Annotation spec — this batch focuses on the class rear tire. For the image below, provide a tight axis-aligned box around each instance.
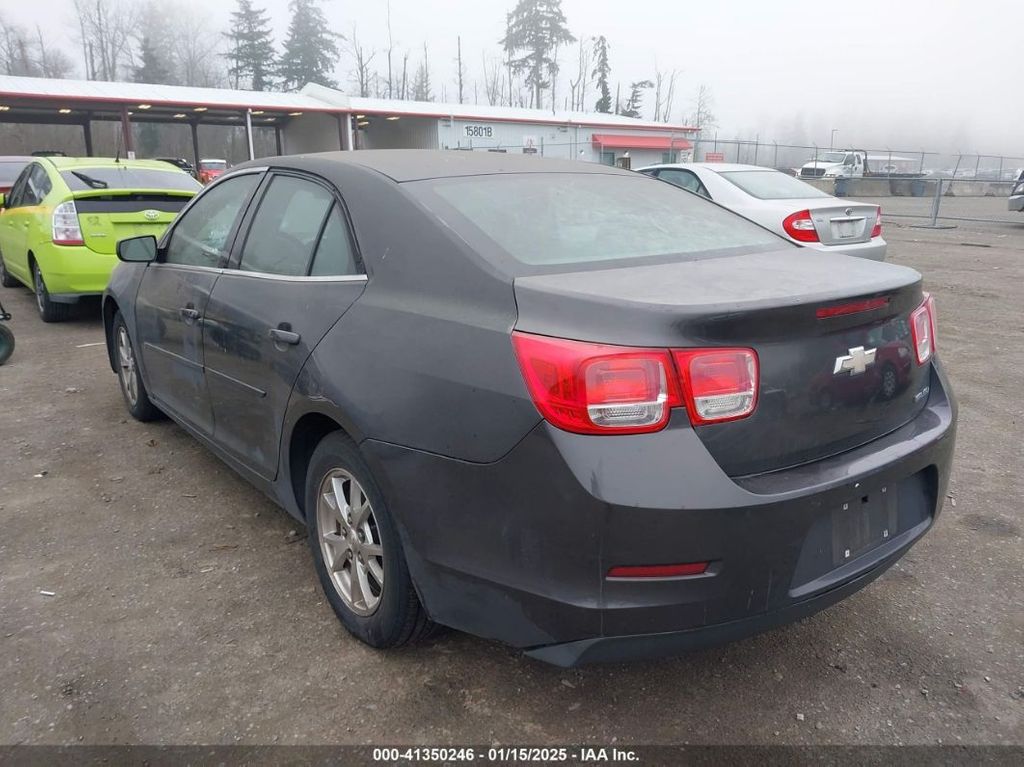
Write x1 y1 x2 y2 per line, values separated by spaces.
32 262 70 323
112 311 162 421
0 249 18 288
0 324 13 365
306 432 435 650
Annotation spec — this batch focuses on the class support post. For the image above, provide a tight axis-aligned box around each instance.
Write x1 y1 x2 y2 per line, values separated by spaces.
244 110 255 160
190 121 201 177
275 125 283 156
82 118 94 157
119 106 134 157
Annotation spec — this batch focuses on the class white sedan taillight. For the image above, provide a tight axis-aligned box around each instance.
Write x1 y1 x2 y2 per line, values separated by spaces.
52 201 84 246
871 207 883 238
511 332 759 434
782 210 819 243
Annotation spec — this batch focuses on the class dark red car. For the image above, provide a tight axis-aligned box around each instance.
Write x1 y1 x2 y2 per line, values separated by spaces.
198 158 228 185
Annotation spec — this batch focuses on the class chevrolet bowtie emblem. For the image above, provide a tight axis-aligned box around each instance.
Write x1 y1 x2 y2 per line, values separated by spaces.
834 346 877 376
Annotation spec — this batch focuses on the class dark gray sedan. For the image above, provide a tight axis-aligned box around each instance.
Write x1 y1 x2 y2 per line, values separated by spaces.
103 150 956 666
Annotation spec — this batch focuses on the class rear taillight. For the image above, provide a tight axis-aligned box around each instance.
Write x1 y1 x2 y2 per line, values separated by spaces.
871 207 883 238
910 294 937 365
511 332 758 435
672 349 759 425
607 562 709 579
51 201 84 246
782 209 819 242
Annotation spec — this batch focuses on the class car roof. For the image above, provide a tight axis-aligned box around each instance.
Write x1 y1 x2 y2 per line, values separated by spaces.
42 156 190 172
240 149 637 183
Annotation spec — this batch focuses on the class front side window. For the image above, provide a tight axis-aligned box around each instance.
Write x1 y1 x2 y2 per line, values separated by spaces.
164 173 260 267
718 170 830 200
413 172 786 271
239 175 335 276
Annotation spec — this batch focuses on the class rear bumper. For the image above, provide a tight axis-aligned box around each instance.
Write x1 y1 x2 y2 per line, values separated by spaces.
1009 195 1024 212
802 237 887 261
36 244 117 295
363 361 955 666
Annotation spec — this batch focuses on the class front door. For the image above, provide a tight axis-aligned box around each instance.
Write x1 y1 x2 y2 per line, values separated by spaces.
0 165 38 284
202 173 366 479
134 172 263 434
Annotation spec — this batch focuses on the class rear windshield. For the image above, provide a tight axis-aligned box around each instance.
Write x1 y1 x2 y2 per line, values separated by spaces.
0 161 27 186
201 161 227 170
411 172 786 270
60 167 201 193
719 170 830 200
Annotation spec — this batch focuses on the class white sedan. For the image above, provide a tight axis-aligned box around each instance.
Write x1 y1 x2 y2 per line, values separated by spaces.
637 163 886 261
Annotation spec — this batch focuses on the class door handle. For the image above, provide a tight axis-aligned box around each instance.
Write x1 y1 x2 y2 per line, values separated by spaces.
269 327 301 346
179 307 201 322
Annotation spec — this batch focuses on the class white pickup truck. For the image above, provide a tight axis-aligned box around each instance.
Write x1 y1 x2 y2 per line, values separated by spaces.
798 150 866 179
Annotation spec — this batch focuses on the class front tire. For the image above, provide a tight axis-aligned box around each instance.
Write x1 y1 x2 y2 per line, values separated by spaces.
306 432 435 649
0 249 18 288
0 324 13 365
112 312 162 421
32 262 70 323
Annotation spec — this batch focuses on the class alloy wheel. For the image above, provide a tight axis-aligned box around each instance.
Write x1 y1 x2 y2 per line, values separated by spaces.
316 469 385 616
117 325 139 407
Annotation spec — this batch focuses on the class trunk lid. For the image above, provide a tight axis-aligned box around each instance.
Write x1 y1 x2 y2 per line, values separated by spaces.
805 201 879 245
71 191 192 255
513 249 929 476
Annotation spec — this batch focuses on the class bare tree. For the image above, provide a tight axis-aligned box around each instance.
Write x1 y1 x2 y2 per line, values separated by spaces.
347 25 377 98
411 42 432 101
455 36 466 104
482 54 505 106
689 84 717 130
384 0 395 98
169 8 223 87
568 39 589 112
652 65 679 122
399 50 410 99
72 0 138 80
35 26 76 78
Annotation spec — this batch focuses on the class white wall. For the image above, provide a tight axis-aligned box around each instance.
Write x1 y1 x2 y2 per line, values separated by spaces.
281 113 342 154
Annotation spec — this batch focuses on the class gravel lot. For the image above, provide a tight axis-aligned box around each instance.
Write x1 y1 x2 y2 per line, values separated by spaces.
0 198 1021 746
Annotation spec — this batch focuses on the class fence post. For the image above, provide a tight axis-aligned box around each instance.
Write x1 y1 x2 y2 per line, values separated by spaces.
753 135 759 167
929 178 943 225
773 141 779 170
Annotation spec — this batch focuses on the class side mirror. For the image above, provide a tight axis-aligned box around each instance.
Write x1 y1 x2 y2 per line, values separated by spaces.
117 235 158 263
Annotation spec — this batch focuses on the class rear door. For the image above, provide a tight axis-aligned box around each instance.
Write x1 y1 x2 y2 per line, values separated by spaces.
134 171 263 434
202 172 366 479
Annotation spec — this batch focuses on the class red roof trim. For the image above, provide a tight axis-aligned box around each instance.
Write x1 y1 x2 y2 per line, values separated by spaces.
591 133 694 150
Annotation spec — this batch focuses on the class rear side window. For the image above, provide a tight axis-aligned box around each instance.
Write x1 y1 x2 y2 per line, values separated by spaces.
413 173 785 269
718 170 830 200
239 175 334 276
21 164 52 206
655 169 709 198
310 205 360 276
60 167 201 192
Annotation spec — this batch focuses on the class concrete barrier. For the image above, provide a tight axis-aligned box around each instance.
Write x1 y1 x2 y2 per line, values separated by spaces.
796 176 1007 198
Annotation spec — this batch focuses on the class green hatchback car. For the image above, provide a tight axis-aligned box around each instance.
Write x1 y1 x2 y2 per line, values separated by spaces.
0 157 200 321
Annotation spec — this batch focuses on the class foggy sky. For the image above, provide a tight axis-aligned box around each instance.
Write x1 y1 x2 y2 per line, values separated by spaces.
4 0 1021 156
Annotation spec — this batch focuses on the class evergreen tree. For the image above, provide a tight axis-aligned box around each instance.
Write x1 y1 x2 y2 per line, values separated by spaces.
132 34 174 85
501 0 575 109
277 0 341 91
619 79 652 119
411 43 432 101
591 35 611 113
224 0 277 91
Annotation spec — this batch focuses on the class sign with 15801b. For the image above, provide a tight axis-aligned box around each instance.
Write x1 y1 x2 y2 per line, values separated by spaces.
463 124 494 138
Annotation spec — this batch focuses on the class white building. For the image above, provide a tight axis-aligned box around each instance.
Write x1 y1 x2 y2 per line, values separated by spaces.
0 75 698 169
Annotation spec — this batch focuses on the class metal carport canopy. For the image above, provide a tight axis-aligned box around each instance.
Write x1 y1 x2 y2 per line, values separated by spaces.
0 75 345 161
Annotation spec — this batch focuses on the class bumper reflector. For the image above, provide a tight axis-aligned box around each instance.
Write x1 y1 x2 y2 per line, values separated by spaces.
607 562 709 578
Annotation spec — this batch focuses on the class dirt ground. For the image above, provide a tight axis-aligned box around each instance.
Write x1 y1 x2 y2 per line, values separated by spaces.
0 198 1021 746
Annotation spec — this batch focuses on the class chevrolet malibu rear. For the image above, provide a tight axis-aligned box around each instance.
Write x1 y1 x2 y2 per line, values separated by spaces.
104 151 956 667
